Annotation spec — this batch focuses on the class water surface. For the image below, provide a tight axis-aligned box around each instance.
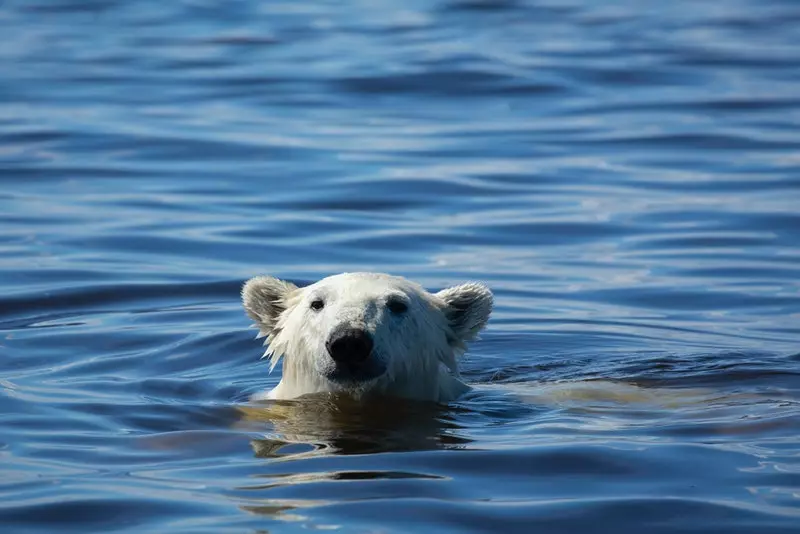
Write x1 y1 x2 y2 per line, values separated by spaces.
1 1 799 532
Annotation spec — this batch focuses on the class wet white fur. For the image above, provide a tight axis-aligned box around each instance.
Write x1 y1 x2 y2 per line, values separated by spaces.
242 272 492 402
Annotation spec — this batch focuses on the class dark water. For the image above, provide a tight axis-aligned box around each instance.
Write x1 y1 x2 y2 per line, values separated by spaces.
2 1 799 532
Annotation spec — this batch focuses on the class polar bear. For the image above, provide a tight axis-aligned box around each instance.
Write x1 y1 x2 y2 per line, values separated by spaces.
242 272 493 403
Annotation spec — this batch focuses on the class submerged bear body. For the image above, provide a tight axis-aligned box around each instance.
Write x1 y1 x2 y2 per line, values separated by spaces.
242 272 493 402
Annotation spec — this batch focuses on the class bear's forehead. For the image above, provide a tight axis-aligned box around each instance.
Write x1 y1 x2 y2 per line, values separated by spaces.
308 272 424 298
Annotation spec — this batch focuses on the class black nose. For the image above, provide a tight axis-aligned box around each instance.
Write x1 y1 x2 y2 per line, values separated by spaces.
326 328 373 365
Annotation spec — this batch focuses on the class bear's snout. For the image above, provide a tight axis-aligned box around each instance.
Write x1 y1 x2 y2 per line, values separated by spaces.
326 327 374 366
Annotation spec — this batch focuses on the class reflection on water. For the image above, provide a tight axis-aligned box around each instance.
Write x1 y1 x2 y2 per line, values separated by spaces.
228 378 800 530
241 395 468 457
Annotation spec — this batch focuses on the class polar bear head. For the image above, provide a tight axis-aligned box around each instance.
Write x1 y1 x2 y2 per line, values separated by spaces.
242 272 492 402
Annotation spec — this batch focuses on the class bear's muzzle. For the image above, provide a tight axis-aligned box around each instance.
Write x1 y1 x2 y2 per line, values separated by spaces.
326 327 374 367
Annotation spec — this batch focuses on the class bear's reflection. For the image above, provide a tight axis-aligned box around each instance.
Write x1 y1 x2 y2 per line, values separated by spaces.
238 393 470 458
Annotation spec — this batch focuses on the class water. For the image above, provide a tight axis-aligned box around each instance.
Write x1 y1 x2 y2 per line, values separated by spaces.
1 0 799 532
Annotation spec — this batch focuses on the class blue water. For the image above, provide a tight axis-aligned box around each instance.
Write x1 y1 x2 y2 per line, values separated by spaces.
1 1 799 532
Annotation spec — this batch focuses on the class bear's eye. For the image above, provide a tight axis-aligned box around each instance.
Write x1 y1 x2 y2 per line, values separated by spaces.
387 298 408 314
310 299 325 311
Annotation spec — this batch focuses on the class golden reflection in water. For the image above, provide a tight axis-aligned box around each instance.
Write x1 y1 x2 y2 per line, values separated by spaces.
237 393 469 459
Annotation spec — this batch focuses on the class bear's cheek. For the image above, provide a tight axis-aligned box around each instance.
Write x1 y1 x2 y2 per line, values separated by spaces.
298 332 327 361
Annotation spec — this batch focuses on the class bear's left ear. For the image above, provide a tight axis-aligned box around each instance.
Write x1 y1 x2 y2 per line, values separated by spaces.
242 276 298 335
436 282 493 344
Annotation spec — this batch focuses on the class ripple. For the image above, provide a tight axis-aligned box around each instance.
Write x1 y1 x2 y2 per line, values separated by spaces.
0 497 230 534
1 0 799 532
339 71 566 97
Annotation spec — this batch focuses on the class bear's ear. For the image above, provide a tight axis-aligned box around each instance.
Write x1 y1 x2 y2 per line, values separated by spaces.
242 276 299 334
436 282 493 344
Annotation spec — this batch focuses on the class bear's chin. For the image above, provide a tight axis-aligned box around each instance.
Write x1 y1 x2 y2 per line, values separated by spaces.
324 361 387 385
316 356 388 386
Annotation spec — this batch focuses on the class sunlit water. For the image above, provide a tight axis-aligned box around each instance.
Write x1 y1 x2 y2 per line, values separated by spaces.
1 1 799 532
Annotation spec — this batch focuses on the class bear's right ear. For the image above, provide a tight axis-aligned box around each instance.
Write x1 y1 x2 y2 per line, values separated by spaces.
436 282 493 346
242 276 298 334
